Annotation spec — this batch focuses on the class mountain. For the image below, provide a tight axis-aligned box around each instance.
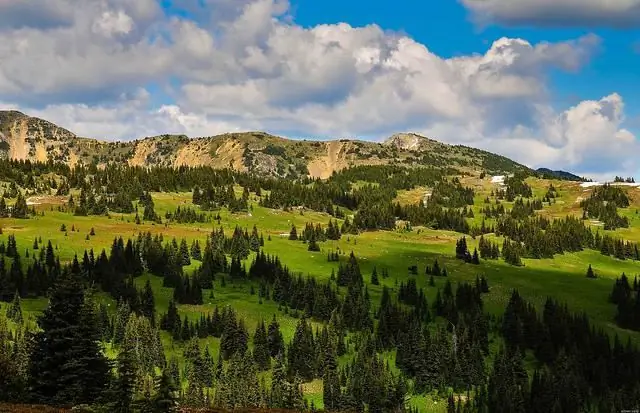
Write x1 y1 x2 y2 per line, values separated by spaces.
0 110 531 178
535 168 586 182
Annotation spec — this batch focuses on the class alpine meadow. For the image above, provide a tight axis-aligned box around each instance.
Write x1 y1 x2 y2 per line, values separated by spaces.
2 0 640 411
0 111 639 412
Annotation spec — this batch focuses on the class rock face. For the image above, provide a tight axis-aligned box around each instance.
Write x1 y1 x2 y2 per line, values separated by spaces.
0 111 531 178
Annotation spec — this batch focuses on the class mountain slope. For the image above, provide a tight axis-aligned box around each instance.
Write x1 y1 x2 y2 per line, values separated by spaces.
0 111 532 178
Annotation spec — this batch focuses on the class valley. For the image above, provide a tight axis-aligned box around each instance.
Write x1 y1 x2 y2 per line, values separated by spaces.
0 114 639 412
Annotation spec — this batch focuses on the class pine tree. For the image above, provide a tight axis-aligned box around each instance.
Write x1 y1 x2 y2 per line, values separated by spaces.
141 279 156 326
253 320 271 371
471 248 480 265
586 264 596 279
113 346 136 413
267 315 285 357
153 369 178 412
371 266 379 285
7 291 23 324
29 271 112 405
289 225 298 241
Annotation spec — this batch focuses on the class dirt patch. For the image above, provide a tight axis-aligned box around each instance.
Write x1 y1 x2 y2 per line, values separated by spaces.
26 195 68 205
174 139 212 167
307 141 348 179
212 139 246 171
128 140 157 166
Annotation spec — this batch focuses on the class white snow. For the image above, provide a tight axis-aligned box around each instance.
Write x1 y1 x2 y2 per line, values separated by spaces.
491 175 505 184
580 182 601 188
580 181 640 188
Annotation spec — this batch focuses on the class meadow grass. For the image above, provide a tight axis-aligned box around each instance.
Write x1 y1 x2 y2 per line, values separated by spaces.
3 187 640 412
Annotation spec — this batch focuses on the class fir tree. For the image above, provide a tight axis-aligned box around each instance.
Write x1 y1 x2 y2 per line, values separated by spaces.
113 346 136 413
371 266 379 285
267 315 285 358
29 271 112 405
253 320 271 371
153 369 178 412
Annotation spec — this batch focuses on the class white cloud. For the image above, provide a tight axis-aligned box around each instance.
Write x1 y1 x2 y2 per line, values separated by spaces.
462 0 640 28
0 0 637 178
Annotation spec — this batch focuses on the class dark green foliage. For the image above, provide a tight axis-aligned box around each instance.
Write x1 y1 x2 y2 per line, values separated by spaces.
152 369 178 412
164 206 207 224
7 292 22 324
28 270 112 405
113 346 136 413
11 193 30 218
288 224 298 240
610 274 640 331
287 316 317 381
371 266 379 285
580 184 630 230
267 316 285 358
253 320 271 371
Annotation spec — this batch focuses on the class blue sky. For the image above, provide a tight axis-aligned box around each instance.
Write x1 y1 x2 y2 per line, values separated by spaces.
290 0 640 122
1 0 640 179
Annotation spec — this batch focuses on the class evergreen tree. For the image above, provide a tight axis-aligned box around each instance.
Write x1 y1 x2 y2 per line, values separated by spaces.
7 291 22 324
140 279 156 326
253 320 271 371
29 271 112 405
267 315 285 357
113 346 136 413
289 225 298 241
371 266 379 285
153 369 178 412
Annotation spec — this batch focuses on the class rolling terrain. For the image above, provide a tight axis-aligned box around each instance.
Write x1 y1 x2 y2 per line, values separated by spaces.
0 113 639 412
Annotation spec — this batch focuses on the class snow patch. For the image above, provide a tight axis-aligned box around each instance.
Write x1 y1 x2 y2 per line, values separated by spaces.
580 181 640 188
491 175 505 184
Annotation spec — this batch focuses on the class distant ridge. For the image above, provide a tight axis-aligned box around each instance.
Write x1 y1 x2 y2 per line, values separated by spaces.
0 110 537 179
536 168 586 182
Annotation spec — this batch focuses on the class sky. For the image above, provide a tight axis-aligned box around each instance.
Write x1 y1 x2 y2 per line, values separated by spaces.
1 0 639 180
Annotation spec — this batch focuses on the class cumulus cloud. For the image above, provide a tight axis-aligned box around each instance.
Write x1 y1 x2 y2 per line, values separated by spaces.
461 0 640 28
0 0 637 178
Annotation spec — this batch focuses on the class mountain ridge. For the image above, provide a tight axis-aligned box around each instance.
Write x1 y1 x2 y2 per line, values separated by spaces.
0 110 535 179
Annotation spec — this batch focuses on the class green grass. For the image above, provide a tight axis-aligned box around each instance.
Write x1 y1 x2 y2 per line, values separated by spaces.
4 188 640 412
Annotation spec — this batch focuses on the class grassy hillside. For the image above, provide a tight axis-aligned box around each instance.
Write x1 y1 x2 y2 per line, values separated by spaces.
0 114 639 412
1 167 640 411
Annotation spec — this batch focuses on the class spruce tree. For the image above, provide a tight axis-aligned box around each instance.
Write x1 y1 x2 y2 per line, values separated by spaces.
267 316 285 357
140 279 156 326
29 270 111 405
371 266 379 286
7 291 22 324
253 320 271 371
153 369 178 412
113 346 136 413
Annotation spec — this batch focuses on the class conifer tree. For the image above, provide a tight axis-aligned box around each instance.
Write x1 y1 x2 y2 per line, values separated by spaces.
253 320 271 371
7 291 22 324
371 266 379 285
140 279 156 326
113 346 136 413
29 271 111 405
267 316 285 357
289 225 298 241
153 369 178 412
